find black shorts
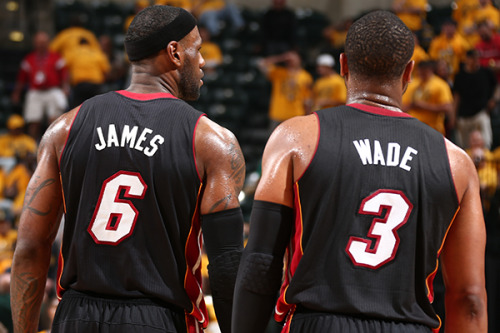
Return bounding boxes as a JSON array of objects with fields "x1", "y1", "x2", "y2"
[
  {"x1": 289, "y1": 311, "x2": 432, "y2": 333},
  {"x1": 52, "y1": 290, "x2": 187, "y2": 333}
]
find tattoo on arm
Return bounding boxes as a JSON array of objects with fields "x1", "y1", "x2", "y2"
[
  {"x1": 206, "y1": 142, "x2": 245, "y2": 213},
  {"x1": 229, "y1": 143, "x2": 245, "y2": 193},
  {"x1": 23, "y1": 178, "x2": 55, "y2": 216},
  {"x1": 11, "y1": 272, "x2": 44, "y2": 332},
  {"x1": 209, "y1": 195, "x2": 232, "y2": 213}
]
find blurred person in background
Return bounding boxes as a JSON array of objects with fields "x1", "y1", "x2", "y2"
[
  {"x1": 453, "y1": 49, "x2": 497, "y2": 149},
  {"x1": 392, "y1": 0, "x2": 428, "y2": 34},
  {"x1": 11, "y1": 32, "x2": 69, "y2": 141},
  {"x1": 428, "y1": 19, "x2": 471, "y2": 78},
  {"x1": 475, "y1": 19, "x2": 500, "y2": 82},
  {"x1": 50, "y1": 16, "x2": 101, "y2": 60},
  {"x1": 0, "y1": 115, "x2": 37, "y2": 172},
  {"x1": 65, "y1": 37, "x2": 111, "y2": 108},
  {"x1": 466, "y1": 130, "x2": 498, "y2": 208},
  {"x1": 99, "y1": 35, "x2": 129, "y2": 92},
  {"x1": 258, "y1": 50, "x2": 312, "y2": 131},
  {"x1": 403, "y1": 60, "x2": 454, "y2": 136},
  {"x1": 260, "y1": 0, "x2": 297, "y2": 56},
  {"x1": 199, "y1": 25, "x2": 223, "y2": 76},
  {"x1": 193, "y1": 0, "x2": 244, "y2": 37},
  {"x1": 311, "y1": 53, "x2": 346, "y2": 111}
]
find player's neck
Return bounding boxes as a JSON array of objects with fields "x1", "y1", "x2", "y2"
[
  {"x1": 127, "y1": 70, "x2": 178, "y2": 96},
  {"x1": 347, "y1": 93, "x2": 403, "y2": 113}
]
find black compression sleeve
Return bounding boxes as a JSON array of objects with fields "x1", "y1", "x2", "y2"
[
  {"x1": 202, "y1": 207, "x2": 244, "y2": 260},
  {"x1": 201, "y1": 207, "x2": 244, "y2": 333},
  {"x1": 232, "y1": 200, "x2": 293, "y2": 333}
]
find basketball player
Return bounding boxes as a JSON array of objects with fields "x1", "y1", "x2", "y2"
[
  {"x1": 233, "y1": 10, "x2": 487, "y2": 333},
  {"x1": 11, "y1": 6, "x2": 244, "y2": 333}
]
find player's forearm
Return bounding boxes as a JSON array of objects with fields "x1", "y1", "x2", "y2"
[
  {"x1": 232, "y1": 287, "x2": 277, "y2": 333},
  {"x1": 444, "y1": 289, "x2": 488, "y2": 333},
  {"x1": 11, "y1": 246, "x2": 51, "y2": 333}
]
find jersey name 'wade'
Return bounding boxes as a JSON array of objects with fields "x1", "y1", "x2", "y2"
[{"x1": 353, "y1": 139, "x2": 418, "y2": 171}]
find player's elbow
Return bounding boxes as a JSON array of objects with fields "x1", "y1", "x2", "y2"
[{"x1": 447, "y1": 285, "x2": 487, "y2": 322}]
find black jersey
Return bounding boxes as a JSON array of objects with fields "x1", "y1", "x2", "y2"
[
  {"x1": 275, "y1": 104, "x2": 459, "y2": 331},
  {"x1": 58, "y1": 90, "x2": 208, "y2": 329}
]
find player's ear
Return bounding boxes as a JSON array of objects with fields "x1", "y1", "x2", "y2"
[
  {"x1": 339, "y1": 53, "x2": 348, "y2": 79},
  {"x1": 166, "y1": 41, "x2": 182, "y2": 68},
  {"x1": 402, "y1": 60, "x2": 414, "y2": 90}
]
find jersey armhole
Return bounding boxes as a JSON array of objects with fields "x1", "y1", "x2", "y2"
[
  {"x1": 58, "y1": 105, "x2": 82, "y2": 168},
  {"x1": 192, "y1": 114, "x2": 207, "y2": 182},
  {"x1": 295, "y1": 112, "x2": 321, "y2": 182},
  {"x1": 442, "y1": 137, "x2": 461, "y2": 206}
]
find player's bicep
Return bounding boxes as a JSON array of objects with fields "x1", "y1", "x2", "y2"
[
  {"x1": 197, "y1": 119, "x2": 245, "y2": 214},
  {"x1": 441, "y1": 155, "x2": 486, "y2": 292},
  {"x1": 18, "y1": 144, "x2": 63, "y2": 250}
]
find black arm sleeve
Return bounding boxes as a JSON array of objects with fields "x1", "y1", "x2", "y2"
[
  {"x1": 201, "y1": 207, "x2": 244, "y2": 333},
  {"x1": 232, "y1": 200, "x2": 293, "y2": 333}
]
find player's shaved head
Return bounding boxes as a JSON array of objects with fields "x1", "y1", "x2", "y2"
[{"x1": 345, "y1": 10, "x2": 414, "y2": 80}]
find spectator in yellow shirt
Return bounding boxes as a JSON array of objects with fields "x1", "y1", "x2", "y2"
[
  {"x1": 392, "y1": 0, "x2": 428, "y2": 32},
  {"x1": 467, "y1": 130, "x2": 498, "y2": 208},
  {"x1": 50, "y1": 17, "x2": 101, "y2": 60},
  {"x1": 3, "y1": 152, "x2": 36, "y2": 218},
  {"x1": 312, "y1": 54, "x2": 346, "y2": 111},
  {"x1": 258, "y1": 51, "x2": 313, "y2": 130},
  {"x1": 65, "y1": 37, "x2": 111, "y2": 108},
  {"x1": 0, "y1": 209, "x2": 17, "y2": 265},
  {"x1": 403, "y1": 60, "x2": 454, "y2": 135},
  {"x1": 453, "y1": 0, "x2": 481, "y2": 46},
  {"x1": 199, "y1": 26, "x2": 223, "y2": 75},
  {"x1": 0, "y1": 115, "x2": 37, "y2": 174},
  {"x1": 428, "y1": 19, "x2": 471, "y2": 77},
  {"x1": 410, "y1": 33, "x2": 429, "y2": 78},
  {"x1": 155, "y1": 0, "x2": 192, "y2": 10},
  {"x1": 475, "y1": 0, "x2": 500, "y2": 30}
]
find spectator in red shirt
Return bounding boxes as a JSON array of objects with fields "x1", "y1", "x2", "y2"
[
  {"x1": 475, "y1": 20, "x2": 500, "y2": 82},
  {"x1": 11, "y1": 31, "x2": 69, "y2": 141}
]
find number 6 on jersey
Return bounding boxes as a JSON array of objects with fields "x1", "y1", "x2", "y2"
[
  {"x1": 88, "y1": 171, "x2": 147, "y2": 245},
  {"x1": 346, "y1": 190, "x2": 413, "y2": 269}
]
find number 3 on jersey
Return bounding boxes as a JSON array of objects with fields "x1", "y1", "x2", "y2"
[
  {"x1": 88, "y1": 171, "x2": 147, "y2": 245},
  {"x1": 346, "y1": 190, "x2": 413, "y2": 269}
]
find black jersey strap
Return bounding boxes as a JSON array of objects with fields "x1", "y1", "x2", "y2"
[
  {"x1": 201, "y1": 207, "x2": 244, "y2": 333},
  {"x1": 232, "y1": 200, "x2": 293, "y2": 333}
]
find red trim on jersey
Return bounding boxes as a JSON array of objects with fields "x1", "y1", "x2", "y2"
[
  {"x1": 192, "y1": 115, "x2": 207, "y2": 182},
  {"x1": 183, "y1": 184, "x2": 208, "y2": 332},
  {"x1": 275, "y1": 183, "x2": 304, "y2": 323},
  {"x1": 296, "y1": 112, "x2": 320, "y2": 182},
  {"x1": 116, "y1": 90, "x2": 178, "y2": 101},
  {"x1": 348, "y1": 103, "x2": 413, "y2": 118},
  {"x1": 59, "y1": 105, "x2": 81, "y2": 168},
  {"x1": 57, "y1": 105, "x2": 82, "y2": 298},
  {"x1": 280, "y1": 309, "x2": 295, "y2": 333},
  {"x1": 442, "y1": 136, "x2": 460, "y2": 204},
  {"x1": 56, "y1": 241, "x2": 65, "y2": 299}
]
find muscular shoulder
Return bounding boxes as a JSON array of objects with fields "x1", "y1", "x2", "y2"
[
  {"x1": 39, "y1": 107, "x2": 79, "y2": 162},
  {"x1": 265, "y1": 114, "x2": 319, "y2": 181},
  {"x1": 194, "y1": 116, "x2": 244, "y2": 180},
  {"x1": 445, "y1": 138, "x2": 479, "y2": 203}
]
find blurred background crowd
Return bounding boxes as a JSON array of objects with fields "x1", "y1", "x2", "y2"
[{"x1": 0, "y1": 0, "x2": 500, "y2": 332}]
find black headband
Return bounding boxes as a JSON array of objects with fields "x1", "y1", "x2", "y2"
[{"x1": 125, "y1": 8, "x2": 197, "y2": 62}]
